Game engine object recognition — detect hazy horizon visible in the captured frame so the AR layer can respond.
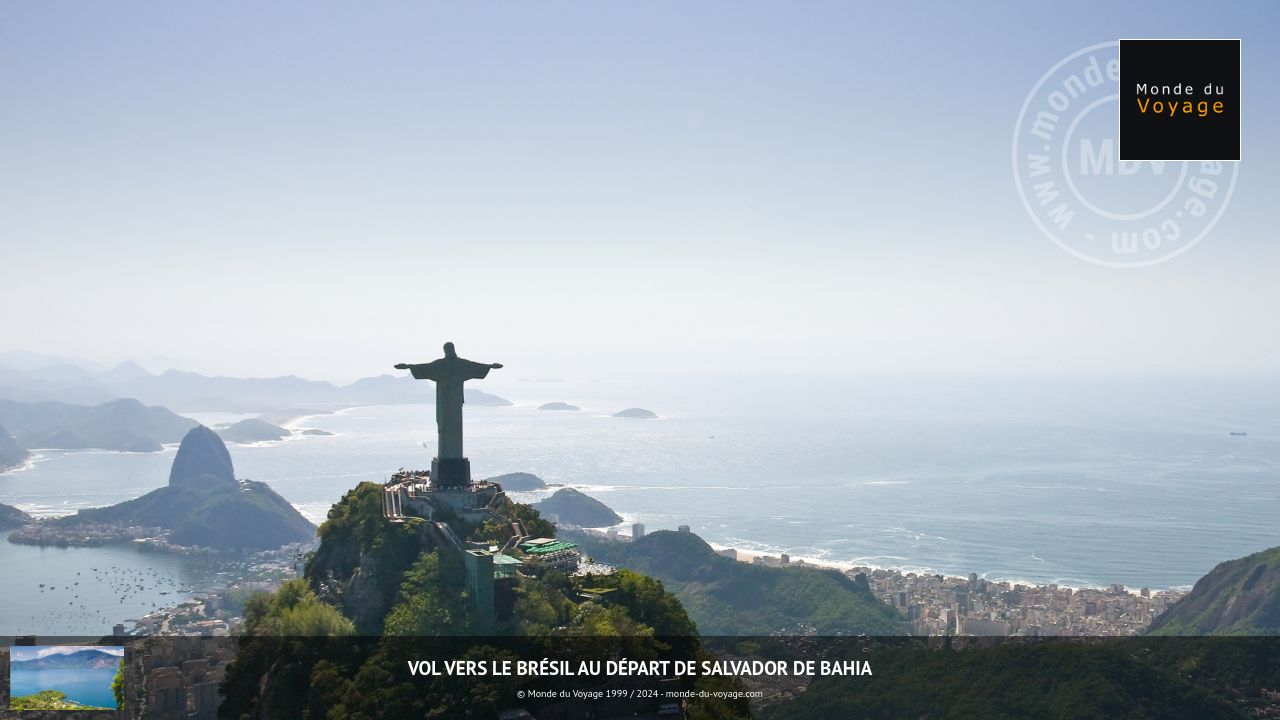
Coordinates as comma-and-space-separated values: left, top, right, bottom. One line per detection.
7, 347, 1280, 390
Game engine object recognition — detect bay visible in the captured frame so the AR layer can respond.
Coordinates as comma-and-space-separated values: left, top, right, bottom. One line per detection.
2, 373, 1277, 635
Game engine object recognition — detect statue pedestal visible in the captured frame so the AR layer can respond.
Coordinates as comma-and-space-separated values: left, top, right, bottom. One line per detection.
431, 457, 471, 489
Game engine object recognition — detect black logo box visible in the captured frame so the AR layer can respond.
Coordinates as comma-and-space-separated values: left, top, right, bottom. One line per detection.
1119, 39, 1241, 161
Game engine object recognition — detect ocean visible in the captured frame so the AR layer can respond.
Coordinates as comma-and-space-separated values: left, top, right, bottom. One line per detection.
1, 373, 1277, 635
9, 667, 118, 709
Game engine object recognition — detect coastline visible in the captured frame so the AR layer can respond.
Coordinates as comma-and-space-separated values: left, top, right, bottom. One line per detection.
703, 539, 1189, 597
597, 517, 1193, 596
571, 525, 1186, 635
0, 452, 39, 476
5, 448, 1198, 595
268, 408, 339, 431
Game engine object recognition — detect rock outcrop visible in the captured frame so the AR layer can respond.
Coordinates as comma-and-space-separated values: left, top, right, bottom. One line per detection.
168, 425, 236, 488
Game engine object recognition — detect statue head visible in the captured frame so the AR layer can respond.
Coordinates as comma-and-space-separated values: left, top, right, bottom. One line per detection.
443, 342, 457, 358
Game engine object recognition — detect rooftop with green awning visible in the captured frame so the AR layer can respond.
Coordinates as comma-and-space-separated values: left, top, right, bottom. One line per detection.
519, 540, 579, 555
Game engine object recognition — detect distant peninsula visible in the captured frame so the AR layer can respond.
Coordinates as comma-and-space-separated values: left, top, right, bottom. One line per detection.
613, 407, 658, 419
570, 529, 903, 635
488, 472, 547, 491
0, 422, 29, 469
216, 418, 291, 443
8, 426, 315, 552
539, 402, 581, 411
0, 502, 31, 529
330, 374, 512, 408
535, 488, 622, 528
0, 398, 195, 452
0, 356, 516, 414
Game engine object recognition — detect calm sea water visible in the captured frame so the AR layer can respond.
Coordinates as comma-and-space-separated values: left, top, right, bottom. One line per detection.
1, 374, 1277, 634
10, 667, 118, 708
0, 530, 233, 636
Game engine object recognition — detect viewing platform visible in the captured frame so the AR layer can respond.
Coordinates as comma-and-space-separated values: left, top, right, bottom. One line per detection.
382, 469, 507, 525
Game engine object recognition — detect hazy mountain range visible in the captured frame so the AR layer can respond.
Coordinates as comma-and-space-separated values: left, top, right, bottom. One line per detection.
216, 418, 292, 443
0, 398, 197, 452
10, 648, 121, 671
0, 350, 511, 453
0, 351, 511, 412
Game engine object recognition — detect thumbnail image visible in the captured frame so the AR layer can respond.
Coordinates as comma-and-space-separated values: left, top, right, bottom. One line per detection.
8, 646, 123, 711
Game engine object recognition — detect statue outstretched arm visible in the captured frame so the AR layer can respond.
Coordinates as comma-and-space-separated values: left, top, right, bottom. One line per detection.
395, 362, 438, 380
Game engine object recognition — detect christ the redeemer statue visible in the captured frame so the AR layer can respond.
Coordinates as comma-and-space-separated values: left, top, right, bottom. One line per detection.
395, 342, 502, 488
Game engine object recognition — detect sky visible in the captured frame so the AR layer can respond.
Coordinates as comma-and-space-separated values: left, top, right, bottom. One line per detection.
12, 646, 124, 661
1, 1, 1278, 382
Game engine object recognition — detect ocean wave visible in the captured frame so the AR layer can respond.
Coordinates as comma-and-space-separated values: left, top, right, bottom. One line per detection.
556, 483, 748, 494
880, 526, 949, 542
1014, 483, 1118, 493
12, 502, 97, 518
24, 446, 180, 457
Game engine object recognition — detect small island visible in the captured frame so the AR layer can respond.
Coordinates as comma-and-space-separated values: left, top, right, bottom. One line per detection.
613, 407, 658, 419
537, 397, 583, 409
216, 418, 291, 443
301, 428, 334, 436
488, 471, 547, 491
539, 402, 581, 411
534, 487, 622, 528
